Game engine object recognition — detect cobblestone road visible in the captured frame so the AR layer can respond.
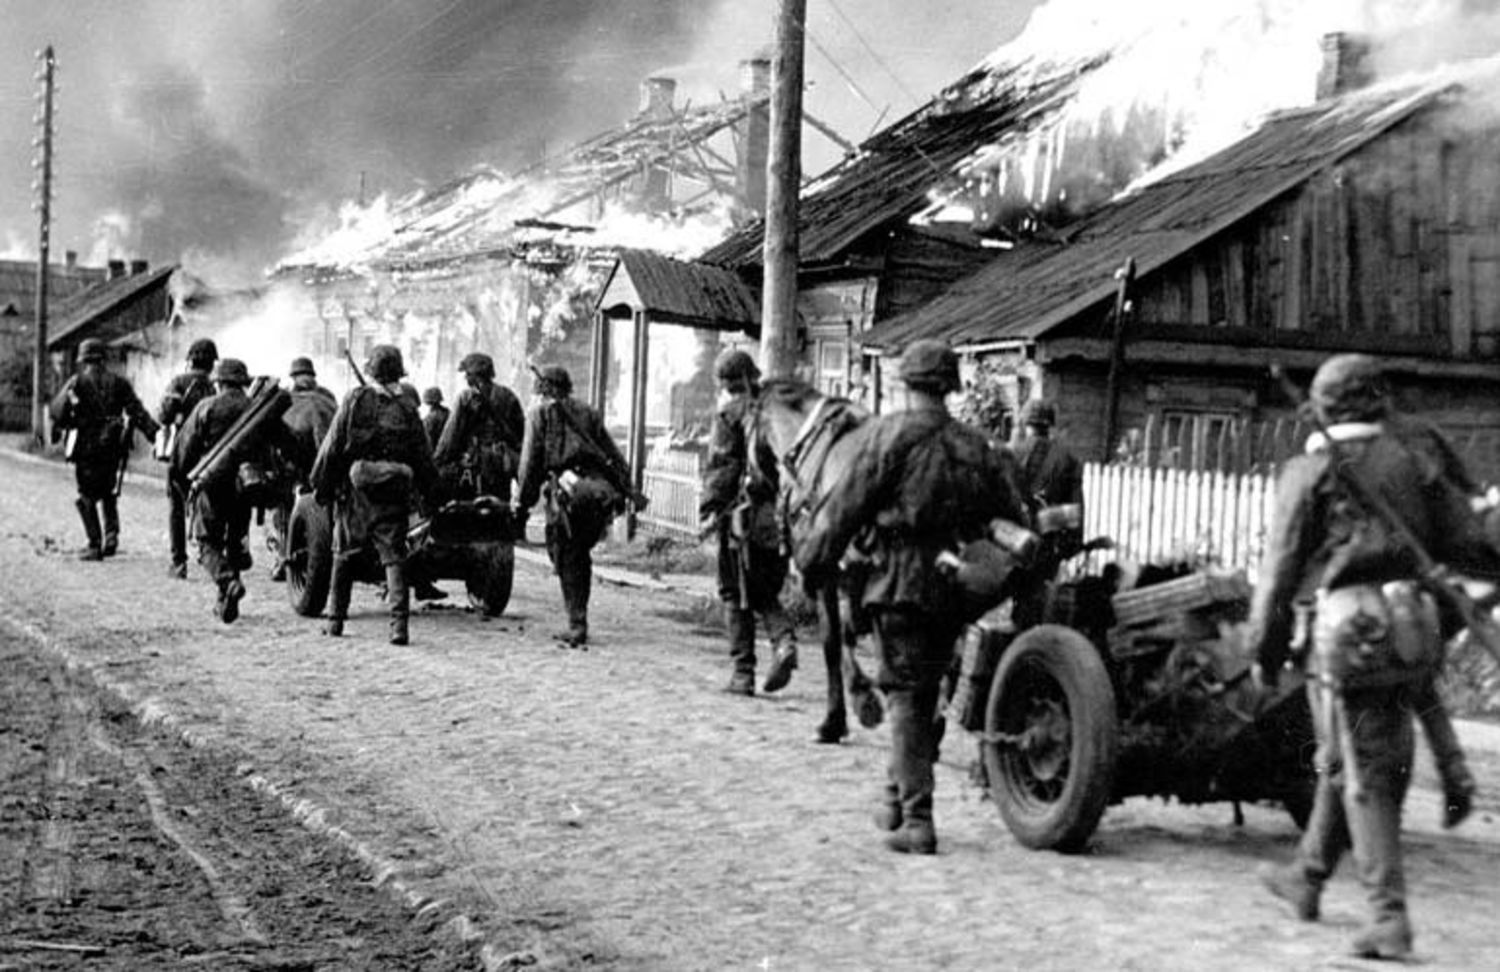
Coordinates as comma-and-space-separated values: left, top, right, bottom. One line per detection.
3, 446, 1499, 971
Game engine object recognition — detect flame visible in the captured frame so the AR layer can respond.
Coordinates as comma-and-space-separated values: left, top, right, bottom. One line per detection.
922, 0, 1485, 233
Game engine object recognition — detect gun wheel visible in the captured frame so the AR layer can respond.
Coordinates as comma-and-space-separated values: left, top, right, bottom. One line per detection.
983, 624, 1118, 853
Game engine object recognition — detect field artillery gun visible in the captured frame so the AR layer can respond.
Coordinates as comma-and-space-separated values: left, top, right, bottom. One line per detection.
953, 538, 1315, 852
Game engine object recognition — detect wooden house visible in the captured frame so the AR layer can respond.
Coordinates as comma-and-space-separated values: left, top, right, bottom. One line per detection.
863, 60, 1500, 482
45, 261, 180, 413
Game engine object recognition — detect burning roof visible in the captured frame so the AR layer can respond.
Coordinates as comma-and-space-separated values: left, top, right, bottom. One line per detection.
862, 62, 1491, 354
277, 86, 766, 278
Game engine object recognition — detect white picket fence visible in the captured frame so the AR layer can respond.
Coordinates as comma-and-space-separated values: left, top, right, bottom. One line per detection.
1081, 462, 1276, 575
642, 445, 1281, 573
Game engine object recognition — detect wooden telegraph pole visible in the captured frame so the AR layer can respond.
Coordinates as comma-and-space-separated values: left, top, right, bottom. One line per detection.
759, 0, 805, 380
31, 45, 57, 443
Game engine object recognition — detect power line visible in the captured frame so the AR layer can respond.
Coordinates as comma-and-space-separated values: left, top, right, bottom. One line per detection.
823, 0, 923, 106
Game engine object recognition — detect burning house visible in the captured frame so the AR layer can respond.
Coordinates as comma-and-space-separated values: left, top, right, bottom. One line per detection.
866, 35, 1500, 481
266, 58, 777, 451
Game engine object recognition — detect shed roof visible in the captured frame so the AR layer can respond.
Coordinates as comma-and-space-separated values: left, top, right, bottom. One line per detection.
862, 75, 1455, 353
699, 56, 1105, 271
597, 249, 759, 331
48, 266, 177, 349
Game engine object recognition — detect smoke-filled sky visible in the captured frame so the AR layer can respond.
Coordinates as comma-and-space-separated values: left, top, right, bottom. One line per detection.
0, 0, 1040, 282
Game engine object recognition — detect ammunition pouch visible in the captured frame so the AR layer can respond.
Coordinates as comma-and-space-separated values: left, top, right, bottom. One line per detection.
235, 460, 285, 509
349, 459, 413, 504
558, 469, 620, 518
1312, 582, 1439, 688
938, 536, 1021, 623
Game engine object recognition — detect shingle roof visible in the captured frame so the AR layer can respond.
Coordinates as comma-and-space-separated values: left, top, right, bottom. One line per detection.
861, 77, 1453, 353
0, 260, 108, 321
700, 56, 1105, 270
48, 266, 177, 349
597, 249, 759, 331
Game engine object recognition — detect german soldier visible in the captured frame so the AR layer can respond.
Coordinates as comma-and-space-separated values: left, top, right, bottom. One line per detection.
310, 344, 438, 646
1251, 354, 1499, 959
50, 338, 159, 560
173, 358, 291, 623
699, 348, 797, 696
434, 352, 524, 498
798, 339, 1027, 854
516, 366, 646, 647
158, 337, 218, 577
1011, 399, 1085, 625
269, 356, 338, 581
421, 387, 450, 449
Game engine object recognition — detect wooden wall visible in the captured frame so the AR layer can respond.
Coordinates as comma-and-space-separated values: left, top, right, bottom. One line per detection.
1131, 110, 1500, 356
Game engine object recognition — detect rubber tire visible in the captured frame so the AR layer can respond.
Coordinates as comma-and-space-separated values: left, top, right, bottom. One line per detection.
983, 624, 1119, 853
466, 541, 514, 617
285, 493, 332, 618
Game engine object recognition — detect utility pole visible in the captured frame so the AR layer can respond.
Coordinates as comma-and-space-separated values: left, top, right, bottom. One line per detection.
759, 0, 805, 380
31, 45, 57, 444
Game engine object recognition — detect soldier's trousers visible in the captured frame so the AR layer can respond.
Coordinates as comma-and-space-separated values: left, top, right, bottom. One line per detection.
167, 475, 190, 567
717, 535, 793, 674
544, 502, 609, 638
871, 607, 962, 826
1294, 681, 1415, 930
193, 485, 252, 586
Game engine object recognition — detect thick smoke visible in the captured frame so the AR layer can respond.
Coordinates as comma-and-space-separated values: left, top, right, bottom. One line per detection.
1, 0, 1042, 282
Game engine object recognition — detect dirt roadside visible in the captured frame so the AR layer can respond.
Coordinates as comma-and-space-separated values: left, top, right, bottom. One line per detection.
2, 446, 1500, 971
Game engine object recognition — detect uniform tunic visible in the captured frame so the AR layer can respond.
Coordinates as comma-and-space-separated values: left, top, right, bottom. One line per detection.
434, 382, 524, 497
699, 389, 787, 608
51, 364, 158, 500
158, 367, 216, 565
311, 382, 437, 567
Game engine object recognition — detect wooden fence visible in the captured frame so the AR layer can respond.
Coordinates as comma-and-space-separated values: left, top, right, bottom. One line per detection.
640, 448, 704, 539
1080, 462, 1275, 576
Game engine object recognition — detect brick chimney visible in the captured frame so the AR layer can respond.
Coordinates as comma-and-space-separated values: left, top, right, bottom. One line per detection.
1316, 32, 1373, 100
636, 76, 678, 211
638, 76, 677, 120
735, 53, 771, 218
130, 259, 149, 275
107, 259, 126, 280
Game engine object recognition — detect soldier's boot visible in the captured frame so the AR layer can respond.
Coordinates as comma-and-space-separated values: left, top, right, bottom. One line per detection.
386, 565, 410, 646
324, 557, 354, 637
1351, 916, 1413, 961
1420, 704, 1477, 828
1258, 862, 1321, 921
760, 605, 798, 694
723, 606, 756, 695
75, 498, 104, 560
873, 782, 903, 832
884, 689, 939, 855
1349, 788, 1412, 960
100, 496, 120, 557
552, 569, 588, 647
219, 571, 246, 625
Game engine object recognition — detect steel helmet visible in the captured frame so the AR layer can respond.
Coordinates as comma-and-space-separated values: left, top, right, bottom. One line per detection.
366, 344, 406, 383
1309, 353, 1388, 424
898, 339, 960, 393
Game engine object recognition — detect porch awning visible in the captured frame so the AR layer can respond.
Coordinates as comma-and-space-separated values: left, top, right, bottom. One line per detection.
596, 248, 759, 331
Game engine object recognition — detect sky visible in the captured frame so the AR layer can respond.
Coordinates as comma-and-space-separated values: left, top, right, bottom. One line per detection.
0, 0, 1041, 283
